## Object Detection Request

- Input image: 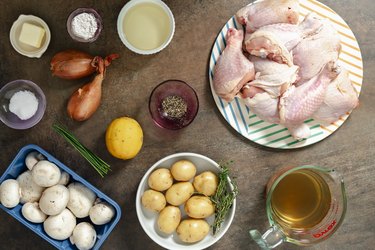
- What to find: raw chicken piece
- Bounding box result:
[279,62,340,129]
[288,123,311,140]
[250,56,299,97]
[213,28,255,101]
[244,13,323,66]
[293,19,341,82]
[313,68,359,123]
[236,0,299,33]
[241,87,280,124]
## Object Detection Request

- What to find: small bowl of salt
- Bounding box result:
[0,80,46,129]
[67,8,103,43]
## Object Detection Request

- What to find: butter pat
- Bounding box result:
[19,22,45,48]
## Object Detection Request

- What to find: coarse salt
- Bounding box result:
[9,90,39,120]
[71,12,98,40]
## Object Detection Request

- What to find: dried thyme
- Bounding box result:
[161,95,187,119]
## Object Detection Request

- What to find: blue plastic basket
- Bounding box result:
[0,144,122,250]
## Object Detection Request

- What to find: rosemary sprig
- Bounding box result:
[211,161,238,235]
[52,124,111,177]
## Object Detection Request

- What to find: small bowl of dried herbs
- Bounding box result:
[149,80,199,130]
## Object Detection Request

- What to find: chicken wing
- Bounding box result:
[280,62,340,127]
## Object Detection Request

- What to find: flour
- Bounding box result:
[71,13,98,40]
[9,90,39,120]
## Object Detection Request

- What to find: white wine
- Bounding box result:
[123,3,171,50]
[271,169,331,230]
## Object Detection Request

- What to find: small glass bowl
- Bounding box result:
[0,80,46,129]
[67,8,103,43]
[149,80,199,130]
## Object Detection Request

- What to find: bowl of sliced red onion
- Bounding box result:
[0,79,46,129]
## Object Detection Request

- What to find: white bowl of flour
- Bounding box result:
[67,8,103,43]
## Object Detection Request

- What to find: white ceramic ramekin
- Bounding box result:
[117,0,175,55]
[9,15,51,58]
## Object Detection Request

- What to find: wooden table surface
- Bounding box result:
[0,0,374,249]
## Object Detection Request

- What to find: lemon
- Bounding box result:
[105,117,143,160]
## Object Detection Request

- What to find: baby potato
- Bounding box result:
[193,171,218,196]
[170,160,197,181]
[141,190,166,212]
[165,182,194,206]
[148,168,173,192]
[157,206,181,234]
[184,195,215,219]
[177,219,210,243]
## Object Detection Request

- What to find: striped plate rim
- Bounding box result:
[208,0,363,149]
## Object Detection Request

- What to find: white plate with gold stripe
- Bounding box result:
[208,0,363,149]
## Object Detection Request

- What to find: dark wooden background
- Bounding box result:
[0,0,374,249]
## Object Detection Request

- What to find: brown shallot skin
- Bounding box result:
[67,56,116,121]
[51,50,119,80]
[51,50,96,80]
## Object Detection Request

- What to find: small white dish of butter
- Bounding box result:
[10,15,51,58]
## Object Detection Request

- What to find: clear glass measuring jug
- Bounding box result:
[250,165,347,249]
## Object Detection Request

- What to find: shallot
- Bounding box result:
[66,54,119,121]
[51,49,118,80]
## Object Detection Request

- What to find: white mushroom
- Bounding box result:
[25,151,45,170]
[70,222,97,250]
[17,170,45,204]
[44,209,76,240]
[22,202,47,223]
[57,171,70,186]
[0,179,20,208]
[39,185,70,216]
[32,160,61,187]
[67,182,96,218]
[89,201,115,225]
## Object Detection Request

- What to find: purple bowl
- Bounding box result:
[149,80,199,130]
[67,8,103,43]
[0,80,46,129]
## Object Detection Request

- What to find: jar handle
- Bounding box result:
[250,226,285,249]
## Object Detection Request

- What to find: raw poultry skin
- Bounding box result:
[244,13,323,66]
[213,28,255,101]
[313,68,359,123]
[249,55,299,97]
[239,56,300,124]
[280,62,340,129]
[293,19,341,82]
[236,0,299,33]
[241,89,280,124]
[213,3,359,140]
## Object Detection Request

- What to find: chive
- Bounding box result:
[211,161,238,235]
[52,124,111,177]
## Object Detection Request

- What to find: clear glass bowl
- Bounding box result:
[67,8,103,43]
[149,80,199,130]
[0,80,46,129]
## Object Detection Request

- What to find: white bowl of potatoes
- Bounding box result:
[136,152,237,250]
